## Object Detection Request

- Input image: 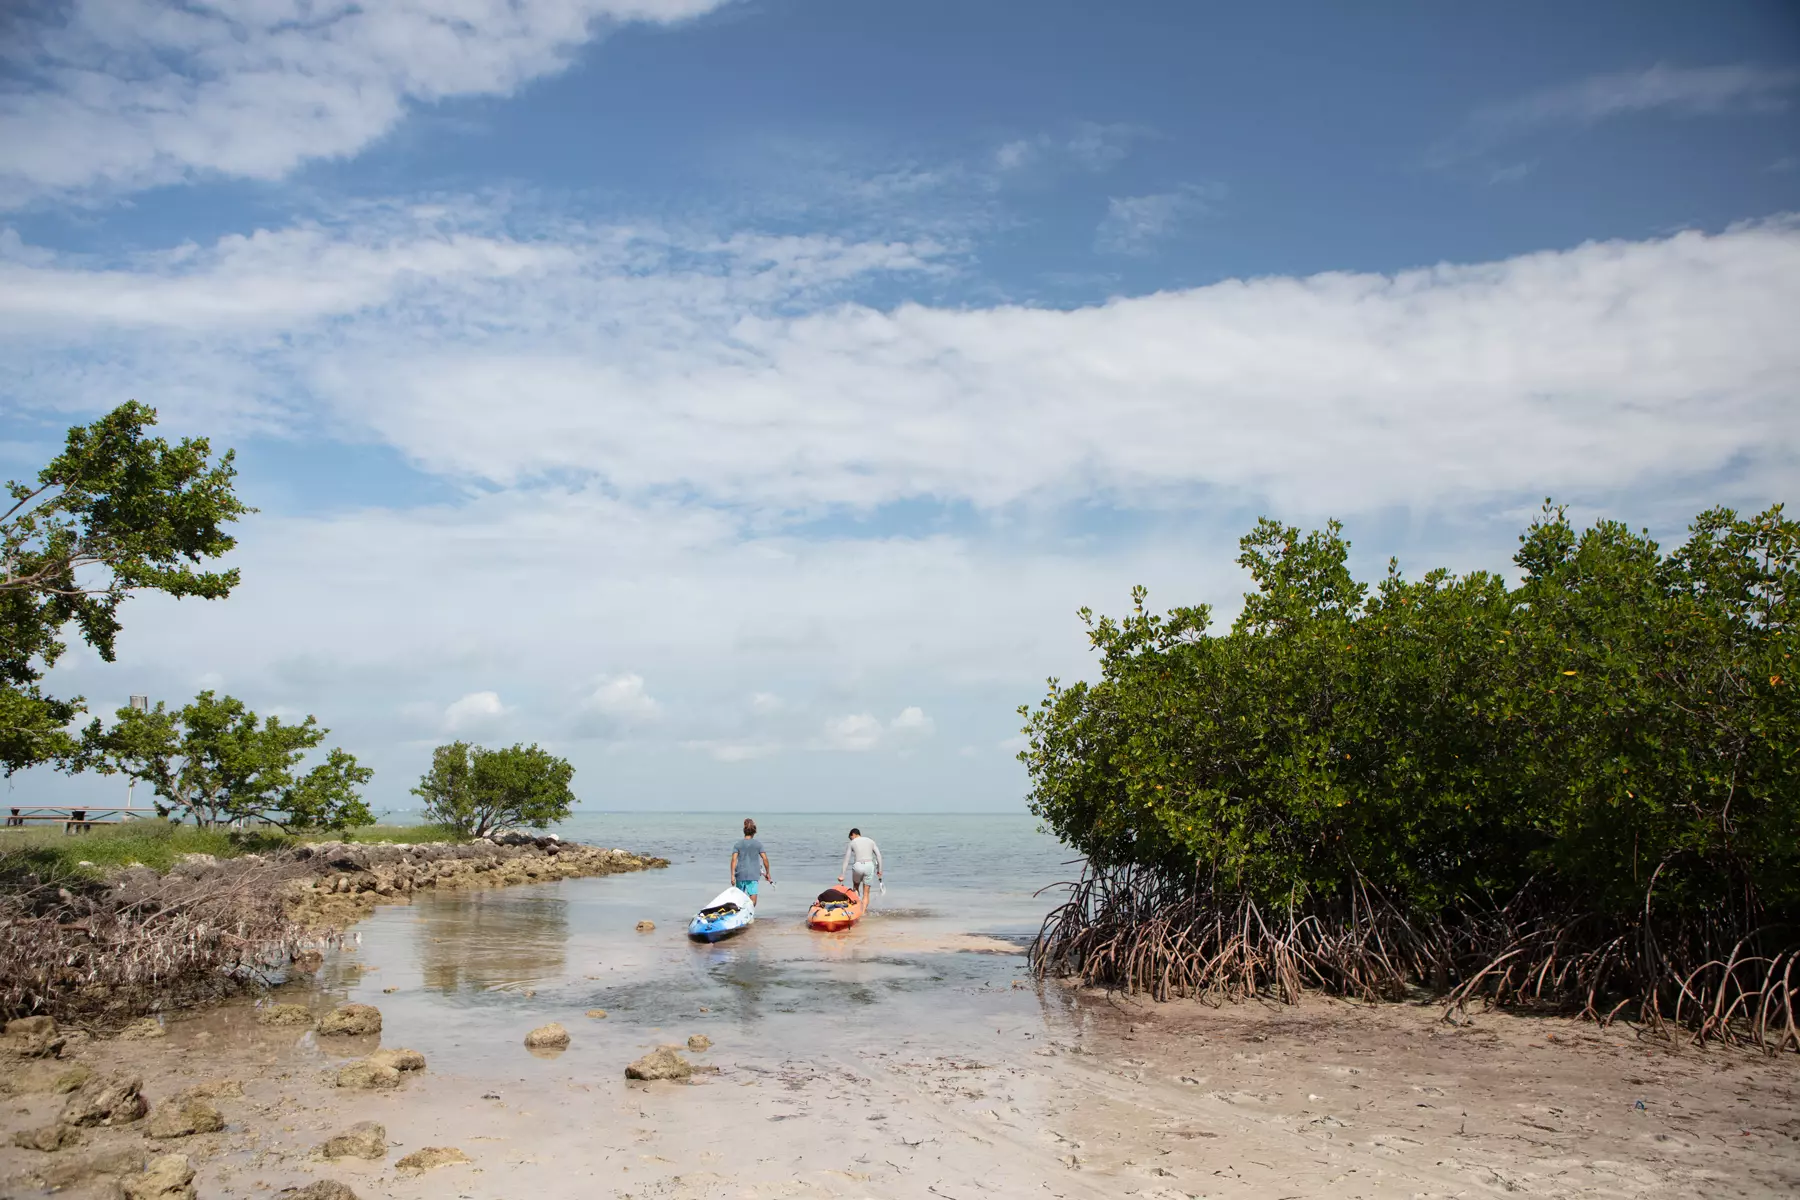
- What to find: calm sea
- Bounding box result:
[320,812,1084,1077]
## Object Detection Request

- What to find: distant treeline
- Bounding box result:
[1023,504,1797,1049]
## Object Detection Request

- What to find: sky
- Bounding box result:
[2,0,1797,816]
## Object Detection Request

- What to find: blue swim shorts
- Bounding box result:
[737,879,759,896]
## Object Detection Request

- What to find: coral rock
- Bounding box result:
[145,1097,224,1139]
[318,1004,382,1036]
[523,1023,570,1050]
[333,1061,400,1090]
[11,1122,83,1151]
[116,1018,167,1041]
[256,1004,315,1028]
[625,1046,693,1081]
[122,1153,196,1200]
[686,1034,711,1052]
[395,1146,471,1173]
[280,1183,361,1200]
[61,1073,148,1126]
[367,1048,425,1072]
[319,1120,386,1160]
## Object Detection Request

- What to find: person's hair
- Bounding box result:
[849,828,860,837]
[744,818,756,836]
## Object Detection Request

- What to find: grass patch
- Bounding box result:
[0,821,470,883]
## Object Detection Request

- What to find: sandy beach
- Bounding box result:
[3,842,1796,1200]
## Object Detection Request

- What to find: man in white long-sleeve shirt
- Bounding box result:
[837,828,883,905]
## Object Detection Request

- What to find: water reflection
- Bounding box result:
[418,891,569,996]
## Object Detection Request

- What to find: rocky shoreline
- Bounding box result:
[268,837,668,928]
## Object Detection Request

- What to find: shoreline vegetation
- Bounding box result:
[0,823,667,1028]
[1024,504,1797,1053]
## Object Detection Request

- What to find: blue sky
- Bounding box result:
[2,1,1797,814]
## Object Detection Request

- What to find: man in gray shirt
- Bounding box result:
[838,827,883,904]
[730,817,771,907]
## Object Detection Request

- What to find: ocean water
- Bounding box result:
[319,813,1086,1080]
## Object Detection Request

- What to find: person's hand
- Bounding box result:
[837,875,844,883]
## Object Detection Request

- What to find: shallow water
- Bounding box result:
[328,813,1086,1077]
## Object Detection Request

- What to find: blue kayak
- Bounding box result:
[688,886,755,942]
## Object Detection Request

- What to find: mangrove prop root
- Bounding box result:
[0,858,334,1028]
[1030,866,1797,1054]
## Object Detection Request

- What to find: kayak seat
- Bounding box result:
[817,887,854,904]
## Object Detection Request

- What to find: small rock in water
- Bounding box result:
[625,1046,693,1081]
[290,950,325,973]
[585,1009,608,1019]
[686,1034,711,1052]
[395,1146,471,1173]
[61,1073,148,1127]
[145,1097,224,1140]
[280,1183,361,1200]
[256,1004,315,1028]
[11,1122,83,1151]
[333,1061,401,1090]
[319,1121,386,1160]
[524,1023,570,1049]
[2,1015,66,1058]
[116,1017,167,1041]
[368,1048,426,1072]
[382,986,398,994]
[318,1003,382,1036]
[635,920,655,933]
[123,1153,196,1200]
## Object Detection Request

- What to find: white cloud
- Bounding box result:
[820,708,934,752]
[583,674,661,722]
[1436,64,1800,166]
[6,212,1795,521]
[993,122,1148,174]
[0,0,735,207]
[822,713,885,752]
[890,706,933,735]
[748,692,783,715]
[685,739,779,763]
[443,690,509,733]
[1095,184,1219,254]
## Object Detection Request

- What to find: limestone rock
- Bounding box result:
[257,1004,315,1028]
[395,1146,471,1173]
[318,1004,382,1036]
[686,1034,712,1052]
[524,1023,569,1050]
[3,1015,66,1059]
[367,1047,425,1072]
[178,1078,242,1100]
[625,1046,693,1081]
[61,1073,148,1126]
[290,949,325,973]
[333,1060,400,1090]
[635,920,655,933]
[40,1145,146,1191]
[11,1122,83,1151]
[145,1096,224,1139]
[2,1061,91,1095]
[123,1153,195,1200]
[116,1018,167,1041]
[318,1121,386,1159]
[280,1183,361,1200]
[585,1008,608,1019]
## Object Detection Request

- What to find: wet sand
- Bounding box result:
[5,867,1797,1198]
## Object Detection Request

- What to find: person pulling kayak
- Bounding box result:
[837,827,883,905]
[730,818,772,906]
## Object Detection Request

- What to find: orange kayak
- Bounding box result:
[806,885,867,932]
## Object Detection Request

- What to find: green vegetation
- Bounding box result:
[81,690,373,829]
[2,402,248,774]
[0,821,469,881]
[1024,504,1797,1047]
[412,741,576,837]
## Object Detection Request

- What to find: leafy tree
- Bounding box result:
[84,691,373,830]
[412,741,576,838]
[2,402,248,774]
[1023,503,1798,1030]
